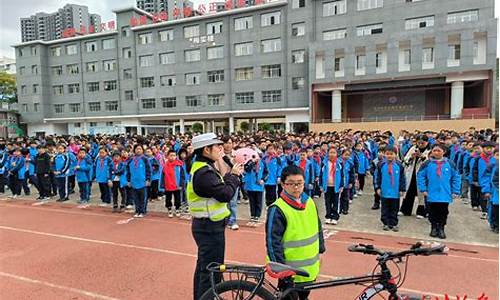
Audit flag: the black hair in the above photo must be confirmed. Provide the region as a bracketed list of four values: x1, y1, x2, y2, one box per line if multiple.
[280, 165, 304, 182]
[167, 149, 177, 155]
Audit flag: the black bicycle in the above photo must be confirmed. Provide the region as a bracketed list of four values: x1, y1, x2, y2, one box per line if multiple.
[201, 242, 447, 300]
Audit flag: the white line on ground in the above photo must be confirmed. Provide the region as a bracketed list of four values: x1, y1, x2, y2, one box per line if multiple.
[0, 271, 121, 300]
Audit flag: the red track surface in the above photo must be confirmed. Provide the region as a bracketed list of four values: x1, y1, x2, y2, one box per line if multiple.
[0, 200, 498, 300]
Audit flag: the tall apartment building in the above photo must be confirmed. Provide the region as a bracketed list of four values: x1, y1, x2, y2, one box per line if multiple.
[13, 0, 497, 136]
[136, 0, 194, 19]
[20, 4, 102, 42]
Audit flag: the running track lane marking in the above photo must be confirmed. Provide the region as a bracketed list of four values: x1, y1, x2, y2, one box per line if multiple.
[0, 225, 467, 299]
[0, 271, 121, 300]
[116, 218, 135, 225]
[0, 203, 498, 263]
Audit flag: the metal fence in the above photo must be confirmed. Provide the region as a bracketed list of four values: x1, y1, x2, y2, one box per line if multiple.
[316, 113, 492, 123]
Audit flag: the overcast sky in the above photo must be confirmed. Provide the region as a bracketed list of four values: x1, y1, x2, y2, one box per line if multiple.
[0, 0, 499, 59]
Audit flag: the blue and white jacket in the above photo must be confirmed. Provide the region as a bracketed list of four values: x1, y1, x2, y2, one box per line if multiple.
[417, 158, 461, 203]
[94, 156, 113, 183]
[75, 157, 93, 183]
[53, 153, 70, 178]
[262, 155, 282, 186]
[319, 158, 346, 193]
[354, 150, 370, 175]
[126, 155, 151, 189]
[243, 160, 265, 192]
[480, 161, 499, 205]
[375, 160, 406, 199]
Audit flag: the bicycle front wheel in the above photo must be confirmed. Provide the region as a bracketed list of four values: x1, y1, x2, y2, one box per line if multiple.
[199, 280, 276, 300]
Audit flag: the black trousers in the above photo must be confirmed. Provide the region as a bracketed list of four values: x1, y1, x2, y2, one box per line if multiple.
[428, 202, 449, 226]
[50, 173, 58, 195]
[0, 173, 5, 193]
[98, 182, 111, 203]
[277, 184, 283, 198]
[381, 198, 400, 227]
[264, 184, 277, 206]
[165, 190, 181, 209]
[480, 193, 489, 213]
[400, 171, 417, 216]
[358, 174, 366, 191]
[373, 191, 381, 207]
[149, 179, 159, 200]
[9, 175, 22, 196]
[470, 185, 481, 208]
[112, 181, 126, 208]
[37, 173, 51, 198]
[56, 177, 68, 200]
[247, 191, 263, 218]
[68, 175, 76, 193]
[192, 218, 225, 300]
[324, 187, 339, 220]
[278, 279, 311, 300]
[340, 188, 350, 214]
[491, 204, 499, 230]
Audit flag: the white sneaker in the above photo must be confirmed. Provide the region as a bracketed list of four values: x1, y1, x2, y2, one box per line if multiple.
[168, 209, 174, 218]
[416, 215, 425, 220]
[137, 214, 144, 218]
[98, 203, 109, 207]
[331, 219, 338, 225]
[397, 212, 404, 216]
[175, 211, 181, 217]
[325, 219, 331, 225]
[358, 190, 363, 195]
[230, 224, 239, 230]
[349, 200, 353, 204]
[133, 213, 140, 218]
[353, 194, 358, 198]
[126, 205, 133, 209]
[480, 213, 488, 220]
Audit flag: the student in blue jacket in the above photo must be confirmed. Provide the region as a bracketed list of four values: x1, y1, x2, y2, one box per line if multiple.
[67, 149, 77, 195]
[481, 149, 499, 234]
[75, 148, 92, 207]
[145, 148, 161, 203]
[295, 149, 315, 196]
[464, 143, 482, 210]
[94, 147, 113, 207]
[417, 144, 461, 239]
[472, 141, 497, 219]
[243, 156, 265, 222]
[0, 144, 8, 194]
[53, 144, 71, 201]
[262, 144, 282, 206]
[340, 148, 356, 212]
[320, 147, 346, 225]
[7, 148, 25, 198]
[126, 144, 151, 218]
[375, 147, 406, 232]
[111, 151, 127, 212]
[354, 142, 370, 196]
[120, 149, 134, 209]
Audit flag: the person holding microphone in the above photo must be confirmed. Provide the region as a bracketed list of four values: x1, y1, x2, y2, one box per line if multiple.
[187, 133, 243, 300]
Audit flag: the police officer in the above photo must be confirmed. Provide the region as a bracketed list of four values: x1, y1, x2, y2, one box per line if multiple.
[187, 133, 243, 300]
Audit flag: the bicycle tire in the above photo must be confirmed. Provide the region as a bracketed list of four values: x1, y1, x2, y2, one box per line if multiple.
[199, 280, 276, 300]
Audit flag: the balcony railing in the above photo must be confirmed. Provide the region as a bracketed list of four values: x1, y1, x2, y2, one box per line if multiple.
[315, 113, 491, 123]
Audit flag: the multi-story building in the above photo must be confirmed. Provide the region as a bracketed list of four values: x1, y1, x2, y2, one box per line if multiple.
[13, 0, 497, 136]
[0, 57, 16, 74]
[20, 4, 102, 42]
[136, 0, 194, 19]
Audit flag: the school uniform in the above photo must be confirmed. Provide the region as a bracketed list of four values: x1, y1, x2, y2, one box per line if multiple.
[24, 154, 37, 195]
[94, 156, 113, 204]
[243, 160, 265, 220]
[262, 154, 282, 206]
[75, 157, 92, 203]
[53, 152, 70, 200]
[8, 155, 26, 196]
[354, 150, 370, 192]
[34, 152, 51, 199]
[340, 157, 356, 213]
[120, 158, 134, 206]
[375, 160, 406, 228]
[473, 153, 497, 213]
[67, 151, 77, 194]
[126, 155, 151, 215]
[464, 153, 480, 209]
[311, 154, 323, 197]
[320, 158, 346, 221]
[147, 155, 161, 200]
[295, 158, 315, 196]
[159, 159, 185, 211]
[480, 161, 499, 232]
[457, 149, 470, 199]
[111, 160, 127, 209]
[0, 150, 8, 193]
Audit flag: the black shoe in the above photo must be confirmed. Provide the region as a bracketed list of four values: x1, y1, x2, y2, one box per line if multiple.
[371, 204, 380, 210]
[430, 224, 438, 238]
[56, 198, 64, 202]
[36, 196, 43, 200]
[341, 210, 348, 215]
[437, 225, 447, 239]
[62, 198, 70, 202]
[112, 207, 119, 213]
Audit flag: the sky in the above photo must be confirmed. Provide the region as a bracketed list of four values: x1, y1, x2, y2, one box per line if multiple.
[0, 0, 499, 59]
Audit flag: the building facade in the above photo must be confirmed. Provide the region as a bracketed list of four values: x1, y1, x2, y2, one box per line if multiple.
[13, 0, 497, 136]
[0, 57, 16, 74]
[136, 0, 194, 19]
[20, 4, 102, 42]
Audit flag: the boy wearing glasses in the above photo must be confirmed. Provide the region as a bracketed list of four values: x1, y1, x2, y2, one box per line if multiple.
[266, 165, 325, 300]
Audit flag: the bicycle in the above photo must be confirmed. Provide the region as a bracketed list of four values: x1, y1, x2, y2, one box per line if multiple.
[201, 242, 447, 300]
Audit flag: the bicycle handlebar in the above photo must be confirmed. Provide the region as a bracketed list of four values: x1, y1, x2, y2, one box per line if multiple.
[348, 242, 447, 260]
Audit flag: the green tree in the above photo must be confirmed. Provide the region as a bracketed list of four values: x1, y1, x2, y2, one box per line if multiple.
[240, 121, 249, 133]
[0, 71, 17, 103]
[258, 122, 272, 132]
[191, 122, 203, 133]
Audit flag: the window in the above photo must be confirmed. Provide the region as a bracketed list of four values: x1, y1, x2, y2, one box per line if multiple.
[422, 47, 434, 63]
[123, 47, 132, 58]
[236, 92, 254, 104]
[292, 0, 305, 8]
[186, 95, 202, 107]
[162, 97, 176, 108]
[292, 77, 304, 89]
[448, 44, 460, 60]
[262, 90, 282, 103]
[66, 44, 77, 55]
[357, 23, 383, 36]
[54, 104, 65, 114]
[184, 25, 199, 38]
[207, 21, 223, 35]
[405, 16, 434, 30]
[103, 60, 116, 71]
[88, 102, 101, 112]
[19, 67, 25, 75]
[140, 77, 155, 88]
[104, 81, 117, 91]
[356, 55, 366, 70]
[323, 28, 346, 40]
[235, 42, 253, 56]
[292, 50, 305, 63]
[375, 51, 386, 72]
[235, 16, 253, 31]
[139, 55, 154, 67]
[86, 41, 97, 52]
[53, 85, 64, 95]
[160, 75, 176, 86]
[122, 26, 130, 37]
[21, 85, 27, 95]
[261, 11, 280, 27]
[34, 103, 39, 112]
[185, 49, 200, 62]
[125, 90, 134, 101]
[51, 47, 61, 56]
[208, 70, 224, 83]
[68, 83, 80, 94]
[123, 68, 133, 79]
[22, 104, 28, 112]
[86, 61, 98, 72]
[291, 23, 305, 37]
[106, 122, 114, 127]
[207, 46, 224, 60]
[105, 101, 119, 111]
[402, 49, 411, 64]
[261, 38, 281, 53]
[31, 65, 38, 74]
[87, 82, 100, 92]
[357, 0, 383, 11]
[51, 66, 63, 76]
[185, 73, 201, 85]
[67, 64, 79, 74]
[208, 94, 224, 106]
[159, 52, 175, 64]
[235, 67, 253, 81]
[32, 84, 39, 94]
[323, 0, 346, 16]
[89, 122, 97, 127]
[69, 103, 81, 113]
[138, 33, 153, 44]
[159, 29, 174, 41]
[447, 10, 478, 24]
[30, 46, 37, 56]
[334, 56, 345, 73]
[262, 64, 281, 78]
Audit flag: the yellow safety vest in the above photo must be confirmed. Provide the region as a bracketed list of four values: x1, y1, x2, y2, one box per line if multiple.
[269, 197, 320, 283]
[186, 161, 230, 222]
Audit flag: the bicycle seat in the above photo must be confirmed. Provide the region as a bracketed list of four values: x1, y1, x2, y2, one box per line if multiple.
[266, 262, 310, 279]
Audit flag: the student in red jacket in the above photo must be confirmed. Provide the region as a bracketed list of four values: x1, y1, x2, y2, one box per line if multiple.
[160, 150, 186, 217]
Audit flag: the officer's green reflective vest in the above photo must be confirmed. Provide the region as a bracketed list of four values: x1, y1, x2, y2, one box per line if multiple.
[186, 161, 230, 222]
[269, 197, 320, 283]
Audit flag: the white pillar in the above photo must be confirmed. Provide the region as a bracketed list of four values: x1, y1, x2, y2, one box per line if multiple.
[229, 117, 235, 134]
[179, 119, 185, 134]
[450, 81, 464, 119]
[285, 122, 291, 133]
[331, 90, 342, 122]
[211, 120, 216, 133]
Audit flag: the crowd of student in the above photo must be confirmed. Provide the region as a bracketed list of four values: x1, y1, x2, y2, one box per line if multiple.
[0, 127, 498, 237]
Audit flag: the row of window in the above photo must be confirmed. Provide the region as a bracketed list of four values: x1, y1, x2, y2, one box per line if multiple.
[47, 81, 117, 96]
[49, 39, 116, 57]
[53, 101, 118, 114]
